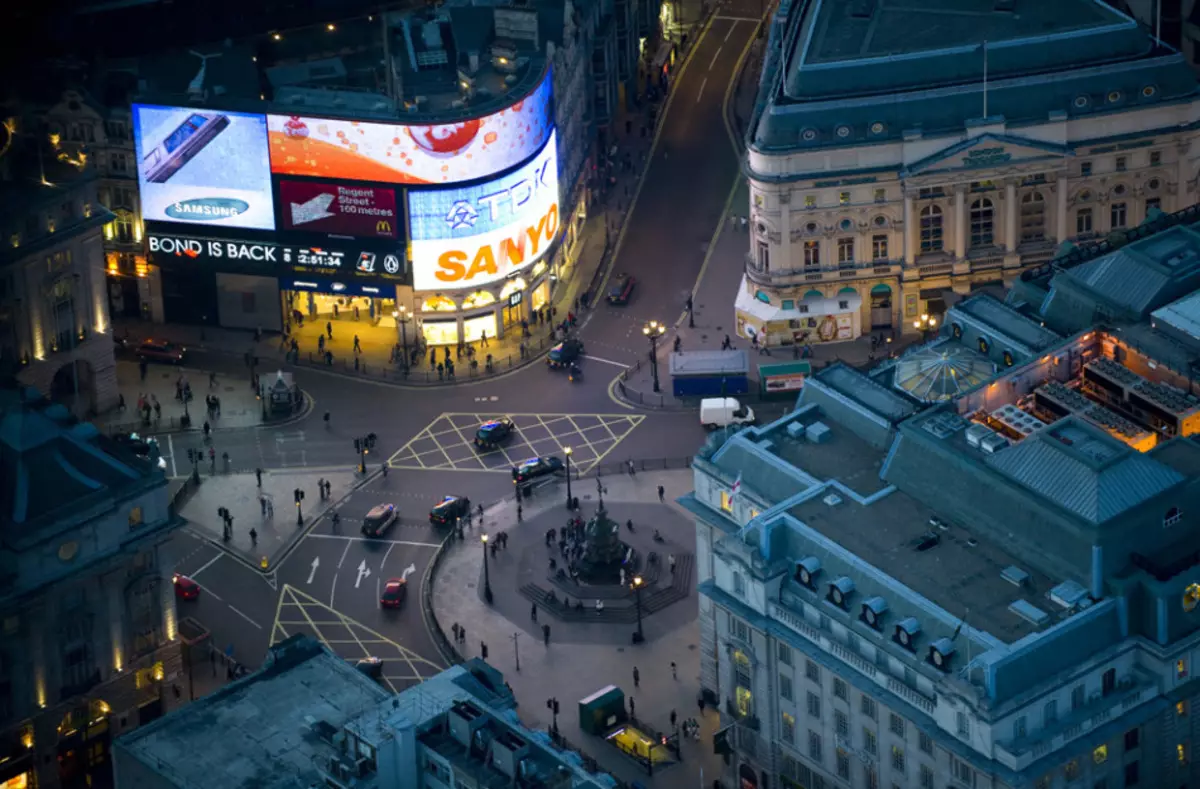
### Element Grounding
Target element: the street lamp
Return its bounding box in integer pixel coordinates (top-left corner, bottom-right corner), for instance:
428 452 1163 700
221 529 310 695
393 306 411 369
632 575 645 644
913 313 937 341
481 533 493 604
564 447 573 509
642 321 667 393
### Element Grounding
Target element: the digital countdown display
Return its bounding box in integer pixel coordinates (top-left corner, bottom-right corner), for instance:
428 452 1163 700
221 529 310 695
133 105 275 231
278 181 399 238
147 232 407 283
266 69 553 186
408 132 559 291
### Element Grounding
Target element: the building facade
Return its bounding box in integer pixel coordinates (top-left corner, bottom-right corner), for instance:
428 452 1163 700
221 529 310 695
739 0 1200 348
0 385 187 789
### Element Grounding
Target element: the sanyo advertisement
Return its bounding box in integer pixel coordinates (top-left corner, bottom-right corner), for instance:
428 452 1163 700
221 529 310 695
132 105 276 231
408 132 559 291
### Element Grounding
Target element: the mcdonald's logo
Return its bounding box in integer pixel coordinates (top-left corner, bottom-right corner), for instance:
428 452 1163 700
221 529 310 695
376 220 392 234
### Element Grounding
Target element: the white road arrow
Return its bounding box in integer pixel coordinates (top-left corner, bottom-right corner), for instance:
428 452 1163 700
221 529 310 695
307 557 320 584
290 193 336 225
355 559 372 589
401 563 417 582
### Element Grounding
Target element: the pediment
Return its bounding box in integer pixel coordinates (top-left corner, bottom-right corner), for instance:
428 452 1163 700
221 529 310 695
904 134 1072 177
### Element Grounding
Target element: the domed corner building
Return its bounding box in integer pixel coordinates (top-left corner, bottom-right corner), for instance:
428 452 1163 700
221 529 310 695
736 0 1200 349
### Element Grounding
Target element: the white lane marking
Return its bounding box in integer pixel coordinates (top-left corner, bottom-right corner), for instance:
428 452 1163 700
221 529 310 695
709 49 721 70
194 581 222 602
331 572 338 608
725 23 736 41
306 534 440 548
697 77 708 102
190 553 223 580
167 434 178 478
716 15 759 21
376 575 381 603
380 542 396 572
337 540 352 569
307 557 320 584
227 605 263 630
582 354 629 368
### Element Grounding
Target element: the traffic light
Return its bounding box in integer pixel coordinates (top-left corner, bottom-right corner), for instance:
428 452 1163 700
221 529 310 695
354 438 362 453
367 433 377 449
187 448 195 463
294 488 305 504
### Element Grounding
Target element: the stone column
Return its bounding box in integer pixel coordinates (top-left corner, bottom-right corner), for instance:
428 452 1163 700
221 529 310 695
1005 180 1018 252
954 186 967 259
778 191 792 270
1056 175 1069 242
903 193 916 264
1176 142 1192 212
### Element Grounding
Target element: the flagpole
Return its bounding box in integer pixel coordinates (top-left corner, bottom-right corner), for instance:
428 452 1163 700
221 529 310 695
982 40 989 119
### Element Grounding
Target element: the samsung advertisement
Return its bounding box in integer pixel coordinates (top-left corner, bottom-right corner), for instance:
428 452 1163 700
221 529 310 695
408 132 559 291
266 70 553 186
133 106 276 231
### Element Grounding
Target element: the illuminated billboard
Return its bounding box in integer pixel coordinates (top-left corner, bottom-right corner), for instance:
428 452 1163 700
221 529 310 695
147 232 406 283
133 105 275 231
408 131 558 291
267 69 553 186
278 181 399 238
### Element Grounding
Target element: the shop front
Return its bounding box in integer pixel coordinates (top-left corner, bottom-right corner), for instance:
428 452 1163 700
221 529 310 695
414 263 554 347
734 278 863 347
281 277 400 330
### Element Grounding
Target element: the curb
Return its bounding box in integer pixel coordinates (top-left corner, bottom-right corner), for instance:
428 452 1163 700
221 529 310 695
102 391 315 437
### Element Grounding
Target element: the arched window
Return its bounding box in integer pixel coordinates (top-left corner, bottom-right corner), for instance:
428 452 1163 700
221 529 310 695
1021 192 1045 242
919 205 943 253
970 198 994 247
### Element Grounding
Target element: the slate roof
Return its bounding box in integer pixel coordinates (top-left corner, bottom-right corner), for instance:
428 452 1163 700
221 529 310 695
811 363 918 422
1151 288 1200 342
985 418 1185 524
1064 250 1176 315
711 438 819 503
951 293 1062 352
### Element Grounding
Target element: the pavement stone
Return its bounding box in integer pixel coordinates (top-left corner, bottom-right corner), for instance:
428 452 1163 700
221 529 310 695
430 469 728 789
179 468 361 570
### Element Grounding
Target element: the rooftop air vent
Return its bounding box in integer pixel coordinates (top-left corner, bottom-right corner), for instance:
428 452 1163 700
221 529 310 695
928 637 956 672
894 617 920 651
1049 580 1089 609
1009 599 1050 626
795 557 821 589
861 596 888 630
1001 566 1030 587
965 423 994 448
822 493 843 507
828 576 855 609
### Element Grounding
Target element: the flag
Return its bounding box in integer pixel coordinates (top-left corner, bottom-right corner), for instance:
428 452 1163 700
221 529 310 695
731 472 742 499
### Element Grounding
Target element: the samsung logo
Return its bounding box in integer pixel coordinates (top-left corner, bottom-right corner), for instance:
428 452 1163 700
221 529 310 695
166 198 250 221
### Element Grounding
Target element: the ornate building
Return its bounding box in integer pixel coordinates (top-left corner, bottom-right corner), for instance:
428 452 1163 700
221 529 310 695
738 0 1200 348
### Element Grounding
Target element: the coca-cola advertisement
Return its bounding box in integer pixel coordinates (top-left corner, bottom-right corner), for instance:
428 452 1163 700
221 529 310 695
278 180 399 238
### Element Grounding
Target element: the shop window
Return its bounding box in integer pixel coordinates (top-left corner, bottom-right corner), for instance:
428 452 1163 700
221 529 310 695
461 291 496 310
421 296 457 312
531 261 547 278
421 320 458 346
1077 208 1094 234
970 198 994 246
803 241 821 268
1111 202 1128 229
919 206 943 252
499 277 527 300
872 234 889 260
463 314 496 344
781 300 794 310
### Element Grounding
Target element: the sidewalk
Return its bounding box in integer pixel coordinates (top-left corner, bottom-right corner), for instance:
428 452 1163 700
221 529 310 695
428 469 728 789
178 468 359 570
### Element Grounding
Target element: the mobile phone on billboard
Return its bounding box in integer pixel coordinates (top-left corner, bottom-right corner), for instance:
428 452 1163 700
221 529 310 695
142 112 231 184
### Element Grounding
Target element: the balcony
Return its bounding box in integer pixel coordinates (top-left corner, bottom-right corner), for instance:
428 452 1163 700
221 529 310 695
745 256 902 287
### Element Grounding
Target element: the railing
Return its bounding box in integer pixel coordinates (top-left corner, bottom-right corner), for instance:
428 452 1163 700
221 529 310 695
422 536 463 667
576 456 694 478
886 678 935 715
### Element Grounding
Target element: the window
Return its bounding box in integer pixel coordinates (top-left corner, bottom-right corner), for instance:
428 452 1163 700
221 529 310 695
733 572 746 596
839 192 851 205
834 678 848 700
1066 759 1081 780
1177 658 1189 679
1150 151 1162 166
114 210 135 243
805 660 821 684
1111 202 1128 228
1178 741 1189 765
866 767 878 789
956 711 970 737
720 491 733 512
919 731 933 754
803 240 820 268
872 234 889 260
805 195 817 209
1081 161 1093 176
1044 699 1058 724
807 691 821 719
128 507 144 528
836 748 850 779
732 618 750 642
837 237 855 265
835 710 849 737
1013 715 1027 739
1165 507 1183 527
863 728 877 755
756 241 769 270
1103 668 1116 696
808 730 822 762
918 187 944 199
891 745 905 772
1178 701 1188 717
1116 156 1127 172
778 643 792 665
1072 684 1085 710
861 695 877 720
920 765 934 789
970 180 995 192
1124 760 1139 787
1077 208 1094 234
1146 197 1162 215
780 674 793 701
889 714 905 737
1021 192 1046 242
919 205 943 252
874 188 886 203
782 712 795 743
112 153 127 172
969 198 995 246
1125 728 1140 751
951 756 974 786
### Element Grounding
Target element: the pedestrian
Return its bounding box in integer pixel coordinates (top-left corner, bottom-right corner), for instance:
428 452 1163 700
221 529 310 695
627 459 636 476
480 330 489 347
698 696 706 713
353 334 361 354
324 480 332 499
326 321 333 339
318 478 326 500
670 710 678 727
452 623 460 641
629 697 636 717
669 554 677 573
531 603 538 622
633 666 640 687
249 528 258 546
266 499 274 517
260 497 267 516
671 661 678 679
542 623 550 646
256 467 263 487
517 503 523 521
154 401 162 422
658 485 665 503
209 371 217 388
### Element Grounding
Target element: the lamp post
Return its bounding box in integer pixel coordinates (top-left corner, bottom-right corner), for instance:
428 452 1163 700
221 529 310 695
394 306 411 369
632 575 645 644
564 447 573 509
642 320 666 393
481 533 493 603
913 313 937 342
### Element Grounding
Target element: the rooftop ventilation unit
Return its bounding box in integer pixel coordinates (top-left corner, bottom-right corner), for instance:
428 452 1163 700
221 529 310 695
911 530 940 552
991 404 1047 437
822 493 843 507
928 637 956 672
861 596 888 630
980 432 1010 454
806 422 832 444
1001 566 1031 587
922 412 968 439
795 557 821 589
894 617 921 651
1009 599 1050 626
965 423 994 448
1049 580 1089 609
828 576 855 609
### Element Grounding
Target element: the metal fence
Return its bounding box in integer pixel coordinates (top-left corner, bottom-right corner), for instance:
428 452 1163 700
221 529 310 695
422 536 465 668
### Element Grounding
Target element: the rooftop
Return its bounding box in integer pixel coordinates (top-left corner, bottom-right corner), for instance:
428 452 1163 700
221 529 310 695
810 363 919 422
1152 284 1200 344
950 293 1062 353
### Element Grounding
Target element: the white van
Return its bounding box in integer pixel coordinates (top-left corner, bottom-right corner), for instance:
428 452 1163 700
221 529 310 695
700 397 756 430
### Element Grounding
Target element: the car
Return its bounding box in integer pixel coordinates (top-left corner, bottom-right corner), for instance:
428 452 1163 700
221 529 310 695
546 339 585 369
361 503 398 537
474 417 514 449
355 657 384 679
137 340 186 364
114 432 159 458
430 495 471 526
512 456 565 485
172 573 200 601
379 578 408 608
607 274 636 305
142 112 231 183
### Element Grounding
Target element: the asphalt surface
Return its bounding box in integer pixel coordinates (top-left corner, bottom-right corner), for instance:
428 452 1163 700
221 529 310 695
156 8 758 687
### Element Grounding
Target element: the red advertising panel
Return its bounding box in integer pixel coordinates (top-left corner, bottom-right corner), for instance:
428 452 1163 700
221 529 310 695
278 180 399 238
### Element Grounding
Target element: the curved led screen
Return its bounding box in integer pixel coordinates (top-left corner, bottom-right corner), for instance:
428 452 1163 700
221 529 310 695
267 69 553 186
408 131 558 291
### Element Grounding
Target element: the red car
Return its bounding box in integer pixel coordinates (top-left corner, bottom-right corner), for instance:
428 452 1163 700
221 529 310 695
380 578 408 608
137 340 186 364
173 573 200 601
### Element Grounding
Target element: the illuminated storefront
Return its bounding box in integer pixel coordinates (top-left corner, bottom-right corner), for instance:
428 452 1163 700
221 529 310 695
735 285 863 346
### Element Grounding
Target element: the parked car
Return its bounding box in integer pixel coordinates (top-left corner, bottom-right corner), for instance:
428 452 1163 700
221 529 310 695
379 578 408 608
137 340 186 364
474 418 514 449
361 503 398 537
172 573 200 601
430 495 471 526
512 456 565 484
355 657 384 679
607 274 636 305
546 339 585 369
